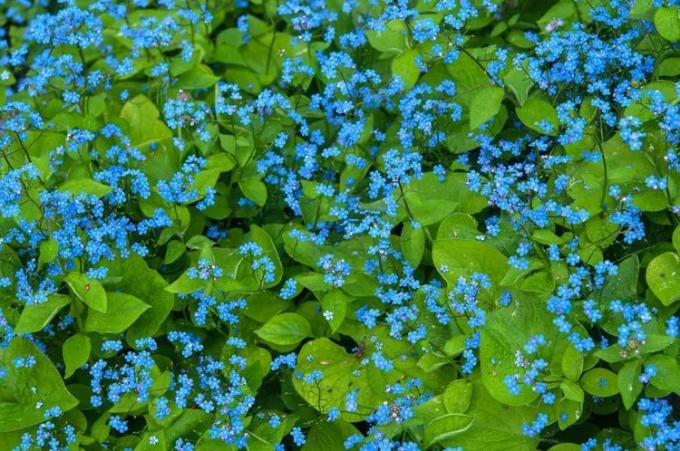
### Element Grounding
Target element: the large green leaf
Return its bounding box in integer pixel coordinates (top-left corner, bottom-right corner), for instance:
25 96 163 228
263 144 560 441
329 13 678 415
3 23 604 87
480 291 567 405
516 97 559 136
401 172 487 225
65 272 107 313
0 338 78 432
655 6 680 42
646 252 680 305
120 95 173 148
469 86 505 130
104 255 175 342
14 294 71 334
432 239 508 288
63 333 91 378
254 313 311 346
292 338 387 421
84 292 150 334
446 378 540 450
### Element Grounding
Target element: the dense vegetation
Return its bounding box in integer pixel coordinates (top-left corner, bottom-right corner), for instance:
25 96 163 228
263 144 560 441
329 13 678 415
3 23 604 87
0 0 679 449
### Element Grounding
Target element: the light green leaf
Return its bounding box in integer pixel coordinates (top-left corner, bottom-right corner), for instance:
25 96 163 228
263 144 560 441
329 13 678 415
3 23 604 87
480 292 563 405
516 97 559 135
561 345 584 382
38 239 58 267
443 379 472 413
14 294 71 334
400 221 425 267
503 66 534 106
63 333 91 378
365 20 407 54
292 338 387 421
646 252 680 305
617 360 642 409
255 313 311 346
401 172 487 226
104 255 175 342
239 177 268 207
470 86 505 130
65 272 107 313
166 271 207 294
432 239 508 288
120 95 173 148
321 290 350 333
59 179 112 198
391 49 420 90
655 6 680 42
646 354 680 395
581 368 619 397
450 378 540 450
176 64 221 89
84 292 150 334
0 338 78 432
424 413 473 448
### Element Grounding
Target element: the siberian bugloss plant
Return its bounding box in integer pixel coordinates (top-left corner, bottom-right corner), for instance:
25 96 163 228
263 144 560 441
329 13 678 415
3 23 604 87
0 0 678 449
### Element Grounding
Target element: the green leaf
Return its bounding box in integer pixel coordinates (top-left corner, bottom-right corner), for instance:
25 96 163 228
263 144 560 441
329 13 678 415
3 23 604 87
424 413 473 447
65 272 107 313
445 52 489 106
503 66 534 106
0 338 78 432
581 368 619 397
655 6 680 42
14 294 71 334
104 255 175 342
432 239 508 288
239 177 268 207
135 432 167 451
645 252 680 305
63 333 91 378
84 292 150 334
436 213 479 241
646 354 680 395
391 49 420 90
320 290 350 333
120 95 173 148
302 421 360 451
176 64 221 89
443 379 472 413
166 271 207 294
598 255 638 302
561 345 584 382
365 20 407 54
516 96 559 135
254 313 311 345
659 57 680 77
38 239 58 267
249 225 283 287
560 380 584 403
164 240 185 264
59 179 112 198
400 221 425 267
481 292 563 405
469 86 505 130
673 226 680 253
401 172 486 225
292 338 387 421
617 360 642 409
451 378 540 450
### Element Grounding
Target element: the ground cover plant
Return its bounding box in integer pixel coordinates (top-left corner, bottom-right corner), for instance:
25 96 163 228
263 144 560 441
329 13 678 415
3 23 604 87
0 0 679 449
